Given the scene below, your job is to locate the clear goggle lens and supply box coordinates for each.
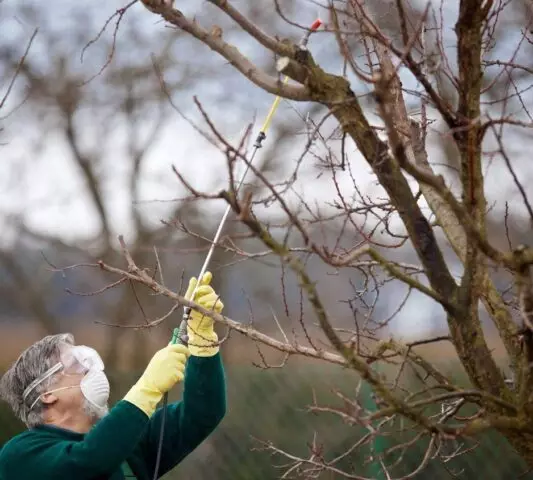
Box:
[60,345,104,375]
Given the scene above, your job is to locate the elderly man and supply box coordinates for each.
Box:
[0,272,225,480]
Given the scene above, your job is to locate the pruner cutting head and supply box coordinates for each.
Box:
[299,18,323,49]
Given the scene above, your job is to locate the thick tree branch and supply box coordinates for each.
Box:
[409,119,523,379]
[140,2,311,101]
[99,247,346,366]
[455,1,491,397]
[327,85,459,305]
[206,0,296,58]
[276,55,461,315]
[374,66,507,397]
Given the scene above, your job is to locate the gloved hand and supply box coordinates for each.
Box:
[185,271,224,357]
[123,344,190,417]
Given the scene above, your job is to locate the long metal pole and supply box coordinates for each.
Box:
[172,18,323,346]
[153,19,322,480]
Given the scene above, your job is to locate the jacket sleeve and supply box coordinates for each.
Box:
[142,353,226,477]
[0,400,149,479]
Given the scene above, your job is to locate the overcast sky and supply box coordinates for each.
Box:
[1,0,532,337]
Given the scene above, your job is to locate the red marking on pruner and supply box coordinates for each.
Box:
[310,19,322,31]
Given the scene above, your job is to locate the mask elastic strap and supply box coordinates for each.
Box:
[28,385,78,411]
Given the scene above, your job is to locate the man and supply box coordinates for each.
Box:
[0,272,226,480]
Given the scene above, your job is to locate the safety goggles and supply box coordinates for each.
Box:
[22,344,104,404]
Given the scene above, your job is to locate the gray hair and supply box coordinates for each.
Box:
[0,333,74,427]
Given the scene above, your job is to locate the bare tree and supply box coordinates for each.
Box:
[0,0,307,373]
[0,3,210,369]
[69,0,533,476]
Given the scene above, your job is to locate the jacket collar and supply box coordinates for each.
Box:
[33,424,86,440]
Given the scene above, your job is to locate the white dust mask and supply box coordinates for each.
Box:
[80,368,110,411]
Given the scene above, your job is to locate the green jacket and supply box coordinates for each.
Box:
[0,354,226,480]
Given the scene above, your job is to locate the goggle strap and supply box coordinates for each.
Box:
[22,362,63,402]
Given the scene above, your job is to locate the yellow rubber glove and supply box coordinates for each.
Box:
[123,344,190,417]
[185,271,224,357]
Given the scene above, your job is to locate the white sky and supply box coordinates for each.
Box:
[1,0,533,337]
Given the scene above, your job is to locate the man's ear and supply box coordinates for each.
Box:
[40,392,58,406]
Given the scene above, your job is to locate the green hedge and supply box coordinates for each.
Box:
[1,362,531,479]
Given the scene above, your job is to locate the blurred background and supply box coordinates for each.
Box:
[2,0,533,478]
